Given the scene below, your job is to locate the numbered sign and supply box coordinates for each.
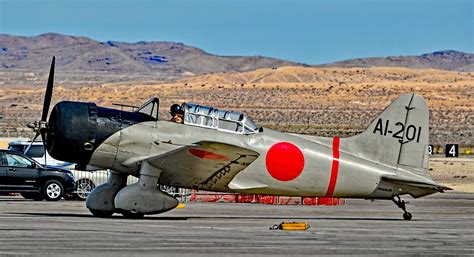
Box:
[445,144,458,158]
[428,144,434,155]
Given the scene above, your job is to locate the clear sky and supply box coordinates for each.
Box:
[0,0,472,64]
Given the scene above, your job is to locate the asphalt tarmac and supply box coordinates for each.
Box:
[0,192,472,256]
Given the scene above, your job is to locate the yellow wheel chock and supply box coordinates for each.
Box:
[269,222,310,230]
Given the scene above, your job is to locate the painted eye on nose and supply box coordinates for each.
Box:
[265,142,305,181]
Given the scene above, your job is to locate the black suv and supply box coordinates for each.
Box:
[0,149,75,201]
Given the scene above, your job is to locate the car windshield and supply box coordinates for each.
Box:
[8,143,45,158]
[26,145,45,158]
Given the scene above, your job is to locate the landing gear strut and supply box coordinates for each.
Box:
[392,196,412,220]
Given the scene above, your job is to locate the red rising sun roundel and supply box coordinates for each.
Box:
[265,142,305,181]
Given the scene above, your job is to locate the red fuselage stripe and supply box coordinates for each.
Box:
[325,137,340,197]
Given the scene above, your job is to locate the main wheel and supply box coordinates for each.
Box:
[75,179,95,201]
[20,192,43,201]
[403,212,413,220]
[43,180,64,201]
[89,209,114,218]
[120,210,145,219]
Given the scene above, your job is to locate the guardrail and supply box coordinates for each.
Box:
[187,190,346,206]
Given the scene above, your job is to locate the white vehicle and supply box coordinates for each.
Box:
[8,141,109,200]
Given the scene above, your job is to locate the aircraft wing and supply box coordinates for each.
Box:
[146,141,259,191]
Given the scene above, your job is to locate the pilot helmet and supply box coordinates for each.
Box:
[170,104,183,116]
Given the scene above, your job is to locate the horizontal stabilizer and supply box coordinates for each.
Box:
[381,176,452,198]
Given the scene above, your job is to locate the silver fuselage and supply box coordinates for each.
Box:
[89,120,421,199]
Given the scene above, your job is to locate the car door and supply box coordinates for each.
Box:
[0,152,8,190]
[5,153,40,191]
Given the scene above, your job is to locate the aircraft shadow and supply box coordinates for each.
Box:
[7,212,189,220]
[189,216,403,221]
[8,212,403,221]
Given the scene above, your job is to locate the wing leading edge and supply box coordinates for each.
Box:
[146,141,260,191]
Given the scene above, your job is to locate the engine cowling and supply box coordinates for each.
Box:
[46,101,155,166]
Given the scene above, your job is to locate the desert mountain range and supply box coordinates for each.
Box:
[1,33,473,79]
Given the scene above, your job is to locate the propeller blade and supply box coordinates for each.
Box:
[41,56,55,122]
[24,131,40,155]
[40,129,47,167]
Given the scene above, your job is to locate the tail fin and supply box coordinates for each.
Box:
[342,93,430,178]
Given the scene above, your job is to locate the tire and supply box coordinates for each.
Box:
[89,209,114,218]
[403,212,413,221]
[20,193,43,201]
[43,180,64,201]
[120,210,145,219]
[74,179,95,201]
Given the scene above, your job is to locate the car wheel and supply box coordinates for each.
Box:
[20,193,43,201]
[75,179,95,201]
[43,180,64,201]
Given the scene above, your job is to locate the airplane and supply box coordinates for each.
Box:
[26,57,451,220]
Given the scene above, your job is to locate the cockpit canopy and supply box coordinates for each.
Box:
[183,103,259,134]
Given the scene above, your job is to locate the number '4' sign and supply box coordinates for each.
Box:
[445,144,458,158]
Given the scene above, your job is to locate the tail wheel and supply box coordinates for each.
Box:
[75,179,95,201]
[403,212,413,220]
[43,180,64,201]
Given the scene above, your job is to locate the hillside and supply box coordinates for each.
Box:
[1,66,472,146]
[321,50,474,71]
[0,33,302,79]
